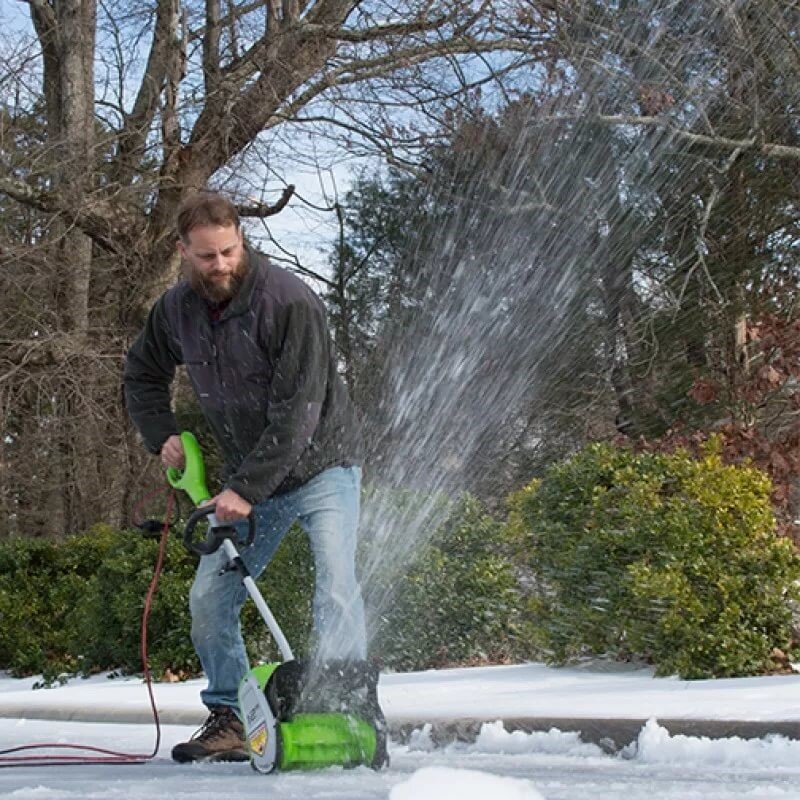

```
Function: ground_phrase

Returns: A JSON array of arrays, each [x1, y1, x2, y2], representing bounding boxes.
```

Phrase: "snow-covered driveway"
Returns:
[[2, 717, 800, 799]]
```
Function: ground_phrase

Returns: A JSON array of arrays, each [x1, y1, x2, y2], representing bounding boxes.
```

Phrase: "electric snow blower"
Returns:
[[166, 431, 388, 773]]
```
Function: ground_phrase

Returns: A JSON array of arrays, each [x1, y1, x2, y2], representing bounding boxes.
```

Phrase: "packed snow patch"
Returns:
[[471, 720, 603, 756], [407, 722, 437, 751], [390, 766, 545, 800], [629, 718, 800, 768], [405, 720, 603, 757]]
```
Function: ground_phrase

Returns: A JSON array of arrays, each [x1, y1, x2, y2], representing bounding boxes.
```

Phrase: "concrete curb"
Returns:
[[2, 703, 799, 753], [0, 703, 206, 726]]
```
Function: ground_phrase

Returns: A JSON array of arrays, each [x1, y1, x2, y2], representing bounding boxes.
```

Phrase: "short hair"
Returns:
[[176, 192, 240, 242]]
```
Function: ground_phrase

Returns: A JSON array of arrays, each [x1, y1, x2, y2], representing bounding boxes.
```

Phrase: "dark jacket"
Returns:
[[123, 249, 363, 503]]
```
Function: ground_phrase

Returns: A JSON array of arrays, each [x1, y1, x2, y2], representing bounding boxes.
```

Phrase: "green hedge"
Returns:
[[6, 447, 794, 683], [508, 440, 800, 678], [0, 495, 522, 679], [0, 522, 314, 682]]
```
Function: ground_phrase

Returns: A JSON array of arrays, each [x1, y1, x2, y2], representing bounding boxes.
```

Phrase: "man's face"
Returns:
[[178, 223, 247, 303]]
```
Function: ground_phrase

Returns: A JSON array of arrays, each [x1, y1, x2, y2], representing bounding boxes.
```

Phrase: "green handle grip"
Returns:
[[166, 431, 212, 506]]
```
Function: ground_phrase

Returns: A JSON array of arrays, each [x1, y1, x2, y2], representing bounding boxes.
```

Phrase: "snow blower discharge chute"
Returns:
[[166, 431, 388, 773]]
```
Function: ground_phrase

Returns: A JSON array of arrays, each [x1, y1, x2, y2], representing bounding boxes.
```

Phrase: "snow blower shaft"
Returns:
[[182, 504, 294, 661]]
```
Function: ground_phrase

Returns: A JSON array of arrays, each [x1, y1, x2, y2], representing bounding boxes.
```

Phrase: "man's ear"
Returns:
[[177, 238, 187, 259]]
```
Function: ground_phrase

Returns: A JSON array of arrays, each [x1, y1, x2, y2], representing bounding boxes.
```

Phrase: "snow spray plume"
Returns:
[[312, 0, 798, 660]]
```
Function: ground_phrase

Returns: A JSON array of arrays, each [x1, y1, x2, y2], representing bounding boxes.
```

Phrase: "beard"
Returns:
[[183, 250, 249, 303]]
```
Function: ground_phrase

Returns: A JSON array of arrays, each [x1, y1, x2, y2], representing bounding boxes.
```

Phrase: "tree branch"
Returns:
[[674, 145, 745, 313], [258, 223, 336, 288], [188, 0, 261, 41], [204, 0, 221, 94], [158, 7, 187, 184], [596, 114, 800, 162], [237, 184, 295, 217], [266, 0, 280, 33], [117, 0, 181, 169], [267, 35, 546, 133], [25, 0, 61, 133], [303, 11, 460, 43], [0, 176, 127, 254], [282, 0, 299, 25], [270, 112, 427, 175], [217, 0, 355, 89]]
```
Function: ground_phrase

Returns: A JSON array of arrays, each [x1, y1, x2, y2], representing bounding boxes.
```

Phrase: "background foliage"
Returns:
[[370, 496, 526, 670], [0, 496, 526, 680], [0, 521, 315, 682], [1, 1, 799, 685], [3, 449, 798, 682], [507, 441, 800, 679]]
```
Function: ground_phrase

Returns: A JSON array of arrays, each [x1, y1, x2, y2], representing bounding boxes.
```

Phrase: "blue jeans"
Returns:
[[189, 465, 367, 709]]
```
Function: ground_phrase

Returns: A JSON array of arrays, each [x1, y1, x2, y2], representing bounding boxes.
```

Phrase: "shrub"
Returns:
[[370, 494, 525, 670], [507, 440, 800, 678], [0, 537, 74, 677], [64, 524, 200, 677]]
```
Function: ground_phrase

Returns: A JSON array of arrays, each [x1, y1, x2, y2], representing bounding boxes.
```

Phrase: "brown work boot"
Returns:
[[171, 705, 249, 763]]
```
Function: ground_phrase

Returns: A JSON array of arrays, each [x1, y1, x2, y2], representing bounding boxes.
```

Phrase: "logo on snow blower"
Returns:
[[249, 722, 268, 756]]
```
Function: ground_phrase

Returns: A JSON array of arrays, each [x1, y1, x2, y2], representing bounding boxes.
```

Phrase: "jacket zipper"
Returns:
[[210, 326, 225, 419]]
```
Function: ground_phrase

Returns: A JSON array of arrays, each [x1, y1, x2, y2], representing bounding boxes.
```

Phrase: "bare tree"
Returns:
[[0, 0, 556, 534]]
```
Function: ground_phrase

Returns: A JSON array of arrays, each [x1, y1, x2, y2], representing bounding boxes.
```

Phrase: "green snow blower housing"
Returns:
[[239, 659, 386, 773], [168, 431, 388, 773]]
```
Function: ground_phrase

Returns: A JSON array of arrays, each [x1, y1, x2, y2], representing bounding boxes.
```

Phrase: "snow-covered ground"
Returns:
[[2, 663, 800, 799], [4, 662, 800, 723]]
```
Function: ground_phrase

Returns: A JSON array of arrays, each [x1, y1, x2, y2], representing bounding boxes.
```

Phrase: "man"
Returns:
[[124, 191, 367, 763]]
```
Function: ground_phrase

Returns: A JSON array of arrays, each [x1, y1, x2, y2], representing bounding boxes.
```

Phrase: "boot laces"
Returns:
[[193, 707, 238, 742]]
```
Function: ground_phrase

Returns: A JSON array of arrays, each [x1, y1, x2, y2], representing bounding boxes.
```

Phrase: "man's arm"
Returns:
[[123, 297, 182, 455], [225, 298, 328, 503]]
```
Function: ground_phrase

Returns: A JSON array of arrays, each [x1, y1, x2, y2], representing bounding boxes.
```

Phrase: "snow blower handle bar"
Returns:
[[183, 504, 256, 556], [165, 431, 255, 556]]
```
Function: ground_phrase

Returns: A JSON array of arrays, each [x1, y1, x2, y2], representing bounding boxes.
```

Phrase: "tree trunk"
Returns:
[[36, 0, 99, 535]]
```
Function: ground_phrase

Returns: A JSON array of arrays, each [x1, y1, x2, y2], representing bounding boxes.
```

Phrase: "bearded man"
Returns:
[[123, 191, 366, 763]]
